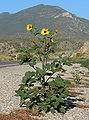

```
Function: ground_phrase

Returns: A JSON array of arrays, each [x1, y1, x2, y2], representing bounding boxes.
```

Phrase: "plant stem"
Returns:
[[42, 36, 46, 72]]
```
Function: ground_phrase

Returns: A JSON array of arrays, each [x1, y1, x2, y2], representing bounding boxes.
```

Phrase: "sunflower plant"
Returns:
[[71, 72, 82, 84], [15, 24, 73, 114]]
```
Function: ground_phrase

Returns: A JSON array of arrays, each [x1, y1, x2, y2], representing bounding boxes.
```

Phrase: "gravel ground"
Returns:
[[0, 62, 89, 120]]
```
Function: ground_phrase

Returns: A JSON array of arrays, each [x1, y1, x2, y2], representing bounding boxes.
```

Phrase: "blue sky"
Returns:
[[0, 0, 89, 20]]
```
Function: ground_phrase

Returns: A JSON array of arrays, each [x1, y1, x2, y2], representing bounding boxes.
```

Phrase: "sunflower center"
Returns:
[[44, 31, 47, 33], [29, 26, 31, 28]]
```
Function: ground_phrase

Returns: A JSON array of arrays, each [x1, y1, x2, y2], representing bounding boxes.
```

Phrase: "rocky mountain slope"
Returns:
[[0, 4, 89, 38], [78, 41, 89, 54]]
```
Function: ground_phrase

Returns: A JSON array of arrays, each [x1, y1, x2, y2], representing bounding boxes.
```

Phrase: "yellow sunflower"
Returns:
[[59, 69, 63, 73], [32, 40, 35, 45], [26, 24, 32, 31], [55, 29, 58, 36], [49, 38, 54, 42], [41, 28, 49, 35]]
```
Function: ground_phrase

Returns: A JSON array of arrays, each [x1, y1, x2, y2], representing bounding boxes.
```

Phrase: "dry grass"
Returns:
[[0, 54, 15, 61], [76, 104, 89, 108], [0, 51, 68, 62], [0, 109, 42, 120]]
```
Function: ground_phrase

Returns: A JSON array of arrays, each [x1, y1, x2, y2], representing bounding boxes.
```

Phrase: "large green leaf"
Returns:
[[22, 76, 29, 83], [55, 77, 64, 87], [36, 67, 46, 76]]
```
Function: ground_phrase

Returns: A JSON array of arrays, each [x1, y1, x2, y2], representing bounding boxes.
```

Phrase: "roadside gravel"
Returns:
[[0, 62, 89, 120]]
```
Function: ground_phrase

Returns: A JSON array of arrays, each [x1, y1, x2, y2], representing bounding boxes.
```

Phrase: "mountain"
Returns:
[[0, 4, 89, 38], [79, 41, 89, 54], [0, 4, 89, 56]]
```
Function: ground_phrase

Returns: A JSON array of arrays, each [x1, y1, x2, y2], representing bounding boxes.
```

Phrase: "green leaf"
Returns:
[[30, 78, 36, 83], [53, 101, 59, 108], [33, 31, 39, 36], [19, 48, 23, 52], [58, 88, 64, 93], [34, 27, 37, 29], [62, 58, 72, 66], [36, 67, 45, 76], [57, 97, 64, 103], [50, 32, 54, 36], [44, 63, 51, 70], [59, 105, 66, 113], [22, 71, 35, 83], [22, 76, 28, 83], [51, 42, 56, 46], [37, 51, 44, 55], [49, 81, 56, 88], [25, 71, 35, 78], [40, 88, 45, 94], [43, 106, 48, 113], [19, 97, 25, 107], [33, 88, 39, 95], [49, 28, 53, 31], [55, 77, 64, 87], [49, 48, 55, 53], [28, 57, 37, 67], [18, 84, 26, 89], [38, 37, 44, 43], [15, 89, 24, 96], [26, 102, 33, 109], [32, 44, 39, 50], [16, 49, 19, 52], [51, 67, 57, 73], [19, 60, 24, 65], [50, 108, 55, 113], [28, 48, 33, 52], [63, 89, 70, 96], [22, 93, 29, 99], [51, 61, 59, 72], [47, 92, 52, 98], [64, 81, 71, 88], [51, 95, 57, 100], [61, 94, 67, 98], [23, 48, 27, 53]]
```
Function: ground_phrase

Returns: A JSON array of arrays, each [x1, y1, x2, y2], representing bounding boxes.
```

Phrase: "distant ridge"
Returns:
[[0, 4, 89, 38]]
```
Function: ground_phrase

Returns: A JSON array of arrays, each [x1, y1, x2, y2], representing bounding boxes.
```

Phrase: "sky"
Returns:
[[0, 0, 89, 20]]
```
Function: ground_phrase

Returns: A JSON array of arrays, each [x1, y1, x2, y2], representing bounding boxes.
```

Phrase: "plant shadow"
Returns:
[[63, 96, 84, 114]]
